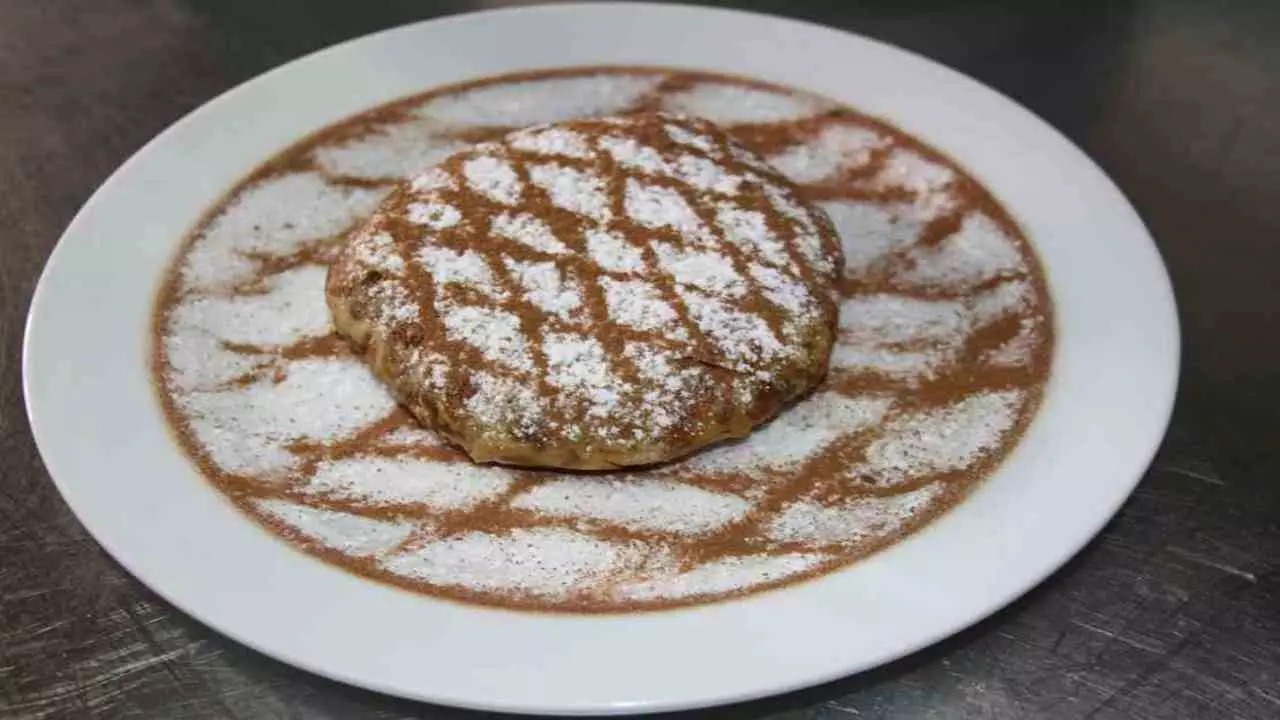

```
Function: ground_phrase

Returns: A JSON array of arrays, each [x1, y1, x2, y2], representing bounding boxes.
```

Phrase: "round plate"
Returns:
[[23, 3, 1178, 715]]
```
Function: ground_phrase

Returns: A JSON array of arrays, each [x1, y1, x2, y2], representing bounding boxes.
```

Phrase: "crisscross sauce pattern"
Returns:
[[328, 114, 840, 469], [154, 68, 1053, 611]]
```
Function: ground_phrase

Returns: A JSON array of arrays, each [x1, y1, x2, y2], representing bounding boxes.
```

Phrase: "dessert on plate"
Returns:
[[327, 113, 842, 470], [154, 68, 1052, 610]]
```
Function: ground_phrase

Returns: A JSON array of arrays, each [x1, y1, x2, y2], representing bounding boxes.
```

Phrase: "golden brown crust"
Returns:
[[327, 113, 841, 469]]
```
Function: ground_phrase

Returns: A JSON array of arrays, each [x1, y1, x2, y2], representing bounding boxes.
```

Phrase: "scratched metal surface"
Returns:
[[2, 1, 1278, 718]]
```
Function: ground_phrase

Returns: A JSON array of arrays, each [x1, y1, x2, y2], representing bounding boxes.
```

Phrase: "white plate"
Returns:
[[23, 3, 1178, 715]]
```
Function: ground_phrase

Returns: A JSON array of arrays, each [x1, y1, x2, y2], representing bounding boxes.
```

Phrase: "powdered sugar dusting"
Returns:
[[179, 357, 396, 477], [840, 295, 969, 346], [508, 126, 592, 159], [163, 330, 266, 393], [664, 122, 717, 154], [349, 230, 406, 275], [465, 372, 543, 437], [363, 281, 418, 325], [623, 342, 705, 432], [601, 277, 684, 336], [769, 123, 889, 184], [875, 149, 955, 194], [678, 288, 785, 367], [857, 391, 1022, 486], [304, 456, 513, 508], [256, 498, 416, 557], [440, 304, 533, 373], [418, 245, 502, 297], [585, 228, 646, 273], [682, 393, 893, 475], [663, 82, 829, 124], [408, 200, 462, 229], [157, 69, 1051, 612], [414, 74, 663, 127], [820, 200, 924, 276], [314, 121, 465, 180], [513, 477, 751, 535], [602, 136, 741, 195], [900, 213, 1026, 290], [527, 162, 611, 221], [504, 258, 582, 319], [329, 112, 841, 473], [624, 178, 711, 243], [986, 321, 1038, 367], [382, 527, 640, 599], [970, 279, 1034, 325], [462, 155, 523, 205], [653, 242, 745, 298], [491, 211, 569, 255], [673, 153, 743, 195], [830, 345, 948, 382], [377, 424, 449, 449], [768, 483, 945, 544], [832, 295, 972, 382], [761, 184, 836, 279], [620, 553, 827, 600], [716, 204, 790, 267], [749, 263, 815, 317], [182, 173, 386, 293], [411, 167, 455, 193], [542, 332, 621, 417], [171, 265, 331, 348], [600, 135, 670, 174]]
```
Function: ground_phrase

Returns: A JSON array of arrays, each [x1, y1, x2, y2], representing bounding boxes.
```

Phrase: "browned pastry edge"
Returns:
[[325, 115, 842, 470]]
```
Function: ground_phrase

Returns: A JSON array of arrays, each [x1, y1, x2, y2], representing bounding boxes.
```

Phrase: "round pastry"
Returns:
[[326, 113, 842, 469]]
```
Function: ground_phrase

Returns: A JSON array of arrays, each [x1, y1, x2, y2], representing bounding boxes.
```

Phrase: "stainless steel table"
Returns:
[[2, 1, 1276, 717]]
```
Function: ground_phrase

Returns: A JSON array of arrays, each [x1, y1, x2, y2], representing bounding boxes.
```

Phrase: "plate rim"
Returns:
[[23, 2, 1180, 715]]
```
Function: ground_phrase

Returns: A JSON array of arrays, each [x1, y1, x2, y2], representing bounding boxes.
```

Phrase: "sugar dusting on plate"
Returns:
[[154, 68, 1052, 612]]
